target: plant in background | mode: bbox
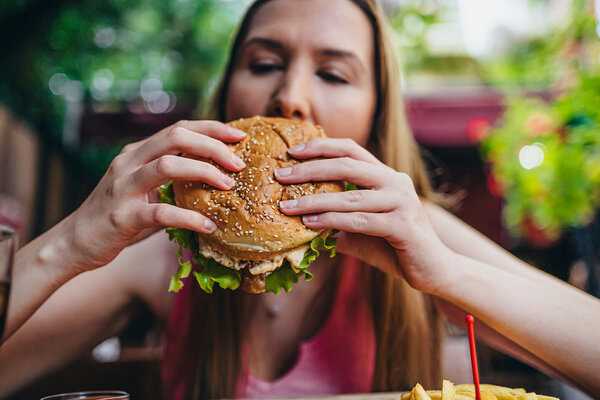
[389,0,443,73]
[41,0,242,113]
[482,72,600,246]
[1,0,245,151]
[481,0,599,89]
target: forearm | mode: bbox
[438,253,600,394]
[4,214,89,340]
[0,268,136,396]
[436,298,575,385]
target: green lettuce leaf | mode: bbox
[159,182,342,295]
[168,248,193,292]
[298,231,337,270]
[158,182,176,205]
[159,183,200,254]
[193,254,241,294]
[265,261,299,294]
[165,227,198,254]
[344,182,358,191]
[160,182,203,291]
[264,231,338,295]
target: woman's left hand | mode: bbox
[275,138,455,295]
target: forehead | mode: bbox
[247,0,373,60]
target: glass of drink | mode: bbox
[40,391,130,400]
[0,224,16,340]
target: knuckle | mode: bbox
[121,143,136,154]
[351,213,369,230]
[342,138,357,148]
[108,209,126,230]
[397,172,413,186]
[345,190,363,204]
[196,161,220,181]
[289,163,301,176]
[297,195,312,208]
[390,191,404,208]
[174,120,189,129]
[196,159,213,172]
[211,138,230,156]
[205,120,223,130]
[339,157,355,170]
[169,126,188,145]
[151,205,169,225]
[107,178,123,198]
[155,155,176,176]
[109,154,128,174]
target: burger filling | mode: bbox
[159,182,339,295]
[199,242,309,275]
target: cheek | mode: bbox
[225,71,272,120]
[313,88,374,146]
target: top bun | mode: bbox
[173,116,343,261]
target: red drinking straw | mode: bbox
[466,314,482,400]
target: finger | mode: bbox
[174,120,247,142]
[274,157,394,189]
[288,137,381,164]
[120,137,152,155]
[301,211,393,238]
[131,203,217,234]
[124,155,235,194]
[131,123,247,170]
[279,190,399,215]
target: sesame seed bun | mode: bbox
[172,116,343,292]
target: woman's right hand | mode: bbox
[68,120,247,272]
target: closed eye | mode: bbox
[249,62,284,75]
[318,70,348,84]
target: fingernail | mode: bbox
[233,155,246,168]
[230,128,246,137]
[280,199,298,209]
[275,167,292,177]
[224,175,236,188]
[289,143,305,153]
[303,215,319,223]
[204,218,217,232]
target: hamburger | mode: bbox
[159,116,343,294]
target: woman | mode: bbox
[2,0,599,398]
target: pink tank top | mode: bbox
[162,256,375,399]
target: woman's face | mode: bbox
[226,0,376,146]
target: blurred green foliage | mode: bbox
[0,0,245,180]
[481,0,599,88]
[40,0,239,104]
[0,0,243,145]
[481,0,600,243]
[389,0,443,73]
[483,74,600,242]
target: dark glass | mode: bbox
[40,391,129,400]
[0,225,16,340]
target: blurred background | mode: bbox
[1,0,600,399]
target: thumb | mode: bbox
[335,232,398,276]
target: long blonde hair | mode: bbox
[180,1,442,398]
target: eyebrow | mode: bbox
[242,36,366,72]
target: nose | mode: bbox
[267,66,311,121]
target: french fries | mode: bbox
[401,380,559,400]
